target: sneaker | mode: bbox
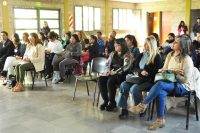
[52,78,59,84]
[58,78,65,83]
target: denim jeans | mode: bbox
[117,81,153,109]
[144,81,188,117]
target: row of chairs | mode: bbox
[72,57,199,130]
[24,57,199,130]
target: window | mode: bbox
[75,6,100,31]
[113,8,139,30]
[14,8,60,37]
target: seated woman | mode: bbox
[130,35,193,130]
[62,31,71,49]
[12,33,45,92]
[45,31,63,79]
[52,34,82,83]
[125,34,140,60]
[117,35,162,119]
[1,33,28,82]
[88,35,99,61]
[159,33,175,61]
[38,32,48,46]
[98,38,129,111]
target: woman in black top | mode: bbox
[98,38,129,111]
[117,35,162,119]
[1,33,27,80]
[88,35,99,61]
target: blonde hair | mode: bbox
[145,35,158,65]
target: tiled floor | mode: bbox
[0,77,200,133]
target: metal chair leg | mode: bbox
[30,71,35,90]
[147,102,151,121]
[86,81,90,96]
[73,78,78,100]
[150,99,155,120]
[93,80,98,106]
[43,72,48,87]
[186,91,191,130]
[194,92,199,121]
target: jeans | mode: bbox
[144,81,188,117]
[3,56,21,77]
[117,81,153,109]
[15,63,35,83]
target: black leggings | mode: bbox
[98,75,120,105]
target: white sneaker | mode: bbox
[52,71,61,84]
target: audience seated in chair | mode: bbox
[0,31,15,72]
[45,31,63,79]
[117,35,162,119]
[1,33,28,85]
[12,33,45,92]
[98,38,130,112]
[129,35,199,130]
[51,34,82,84]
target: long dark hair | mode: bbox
[72,34,80,43]
[90,35,97,44]
[178,21,186,29]
[151,33,160,47]
[125,34,138,47]
[114,38,128,57]
[13,33,20,43]
[39,32,46,42]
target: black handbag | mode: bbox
[126,74,146,84]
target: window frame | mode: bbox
[74,5,101,32]
[13,7,61,35]
[112,8,141,31]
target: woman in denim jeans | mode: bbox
[130,35,193,130]
[117,35,162,119]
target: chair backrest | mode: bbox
[91,57,108,74]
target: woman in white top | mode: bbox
[45,31,63,79]
[13,33,45,92]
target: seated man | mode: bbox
[0,31,15,72]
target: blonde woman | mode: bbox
[117,35,162,119]
[130,35,193,130]
[13,33,45,92]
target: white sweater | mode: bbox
[24,43,45,72]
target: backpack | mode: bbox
[73,64,83,76]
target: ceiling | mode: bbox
[111,0,168,3]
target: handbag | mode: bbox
[126,74,146,84]
[73,64,83,76]
[154,70,177,83]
